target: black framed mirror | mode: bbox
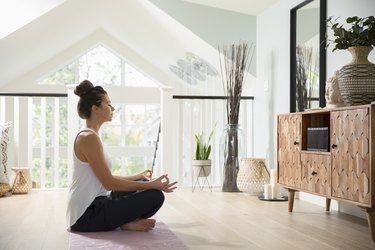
[290,0,327,112]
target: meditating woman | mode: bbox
[66,79,177,232]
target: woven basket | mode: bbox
[0,183,11,197]
[237,158,270,195]
[11,168,32,194]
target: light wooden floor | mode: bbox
[0,188,374,250]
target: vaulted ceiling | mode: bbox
[0,0,276,94]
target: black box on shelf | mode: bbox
[307,127,329,152]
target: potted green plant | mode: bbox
[326,15,375,106]
[326,15,375,51]
[192,128,215,177]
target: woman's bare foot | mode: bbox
[120,219,156,232]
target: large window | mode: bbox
[31,44,160,188]
[36,44,157,87]
[101,104,160,175]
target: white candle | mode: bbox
[264,184,272,199]
[272,184,281,199]
[270,169,277,186]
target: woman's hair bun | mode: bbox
[74,80,94,97]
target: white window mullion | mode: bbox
[121,104,126,175]
[28,98,33,169]
[53,98,60,188]
[121,60,126,86]
[40,98,46,188]
[177,99,183,184]
[0,96,5,123]
[13,97,19,168]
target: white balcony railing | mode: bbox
[0,93,68,189]
[1,91,254,189]
[172,95,254,187]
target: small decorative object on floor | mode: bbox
[258,168,287,202]
[237,158,270,195]
[326,16,375,105]
[0,183,11,197]
[218,42,254,192]
[11,167,32,194]
[192,160,212,192]
[263,184,272,199]
[192,127,215,192]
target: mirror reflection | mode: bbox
[295,1,320,111]
[290,0,326,112]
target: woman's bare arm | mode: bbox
[75,131,176,192]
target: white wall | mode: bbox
[255,0,301,168]
[257,0,375,219]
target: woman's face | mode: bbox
[97,94,115,122]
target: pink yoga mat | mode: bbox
[69,220,187,250]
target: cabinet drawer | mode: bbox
[301,153,331,196]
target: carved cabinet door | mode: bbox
[301,153,331,196]
[278,114,301,188]
[331,108,370,204]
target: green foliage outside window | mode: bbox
[38,61,76,86]
[78,45,122,86]
[125,157,148,175]
[101,126,121,146]
[111,157,122,176]
[59,103,68,146]
[59,158,68,188]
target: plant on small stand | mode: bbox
[192,128,214,192]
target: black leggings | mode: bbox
[71,189,165,232]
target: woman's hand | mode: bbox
[138,169,153,180]
[150,174,177,193]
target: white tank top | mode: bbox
[66,128,111,229]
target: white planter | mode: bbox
[192,159,211,177]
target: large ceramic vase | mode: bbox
[338,46,375,106]
[221,124,244,192]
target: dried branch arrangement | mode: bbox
[218,42,254,124]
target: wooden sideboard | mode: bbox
[277,104,375,242]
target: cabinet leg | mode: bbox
[326,198,331,212]
[288,189,295,212]
[365,207,375,242]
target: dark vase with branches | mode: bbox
[218,42,254,192]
